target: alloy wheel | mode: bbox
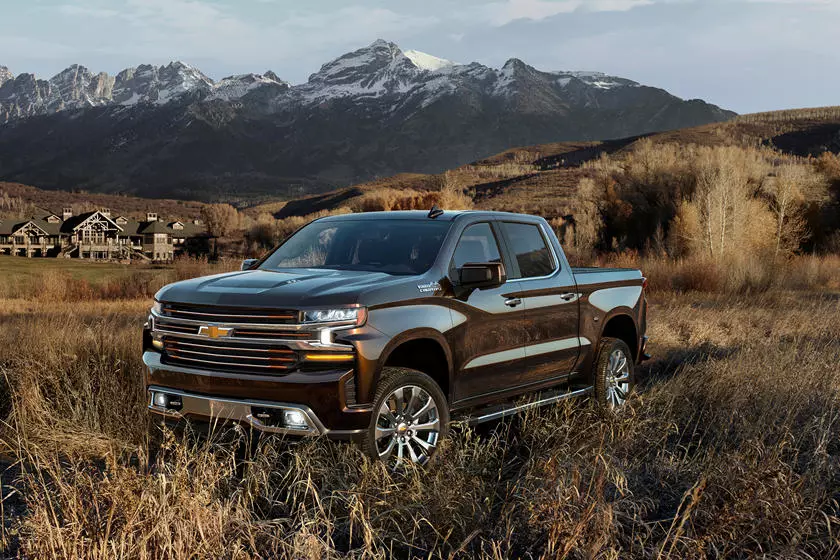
[374,385,441,465]
[605,348,631,408]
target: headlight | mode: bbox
[303,308,366,325]
[151,301,163,315]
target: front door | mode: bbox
[447,222,527,403]
[498,221,580,389]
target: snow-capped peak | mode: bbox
[0,66,14,87]
[404,50,458,71]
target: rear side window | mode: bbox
[501,222,556,279]
[451,223,502,270]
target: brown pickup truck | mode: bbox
[143,210,648,465]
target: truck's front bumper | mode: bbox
[143,351,371,439]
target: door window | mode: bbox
[451,223,502,270]
[501,222,556,279]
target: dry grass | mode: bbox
[1,259,839,558]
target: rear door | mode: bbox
[498,221,580,388]
[447,221,526,403]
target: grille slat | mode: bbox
[167,339,295,354]
[161,303,299,324]
[162,334,299,375]
[164,353,292,371]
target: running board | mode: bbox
[462,386,594,425]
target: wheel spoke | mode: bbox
[411,435,434,452]
[405,388,420,417]
[616,355,627,372]
[613,371,630,383]
[406,439,420,463]
[378,436,396,458]
[412,419,440,432]
[376,426,396,440]
[379,403,398,425]
[615,386,628,401]
[392,390,406,415]
[396,439,405,462]
[411,395,435,422]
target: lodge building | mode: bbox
[0,208,208,262]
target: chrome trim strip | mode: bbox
[463,347,526,369]
[161,308,297,320]
[523,337,587,358]
[150,309,357,331]
[166,347,296,361]
[166,340,295,353]
[463,336,586,369]
[147,385,326,436]
[162,354,292,370]
[465,387,593,425]
[152,330,355,351]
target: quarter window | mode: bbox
[501,222,556,279]
[451,223,502,270]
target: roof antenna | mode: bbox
[428,205,444,219]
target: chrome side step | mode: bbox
[463,386,594,425]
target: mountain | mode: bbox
[0,40,736,201]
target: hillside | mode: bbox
[0,40,734,201]
[0,182,204,221]
[263,106,840,222]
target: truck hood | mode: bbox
[155,268,426,308]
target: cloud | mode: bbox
[482,0,654,25]
[57,5,120,18]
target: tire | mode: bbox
[361,367,449,466]
[593,337,635,409]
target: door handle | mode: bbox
[504,297,523,308]
[560,293,577,302]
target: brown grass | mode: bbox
[1,258,839,558]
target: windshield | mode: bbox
[259,219,452,275]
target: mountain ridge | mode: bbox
[0,39,736,201]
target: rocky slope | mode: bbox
[0,40,736,200]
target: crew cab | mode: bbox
[143,210,648,465]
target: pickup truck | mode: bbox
[143,210,648,465]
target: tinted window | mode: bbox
[501,222,555,278]
[451,223,502,269]
[259,219,450,275]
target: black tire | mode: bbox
[361,367,449,466]
[593,337,635,409]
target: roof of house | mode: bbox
[0,211,207,239]
[0,217,61,236]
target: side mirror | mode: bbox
[241,258,259,271]
[459,262,506,289]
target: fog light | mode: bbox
[152,391,182,411]
[283,410,308,428]
[153,392,168,408]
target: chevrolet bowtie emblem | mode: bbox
[198,325,233,338]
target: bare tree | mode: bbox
[763,163,828,259]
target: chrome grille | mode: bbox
[162,336,299,375]
[160,303,299,324]
[154,317,200,335]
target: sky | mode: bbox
[1,0,838,114]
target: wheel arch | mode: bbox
[599,311,639,360]
[376,329,454,402]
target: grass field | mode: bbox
[1,256,839,558]
[0,255,166,284]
